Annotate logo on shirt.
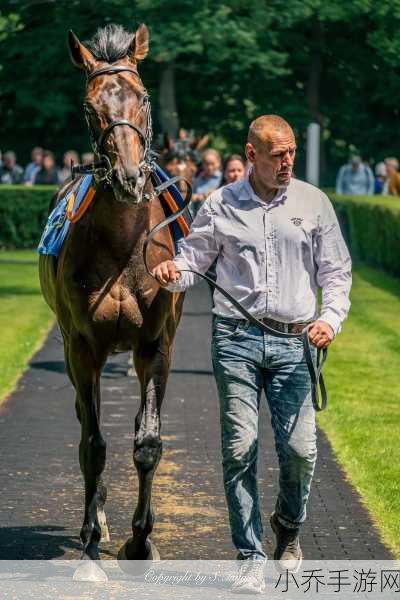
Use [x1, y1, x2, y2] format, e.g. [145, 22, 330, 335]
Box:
[291, 217, 303, 226]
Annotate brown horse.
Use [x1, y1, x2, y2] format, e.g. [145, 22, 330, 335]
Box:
[158, 129, 209, 191]
[39, 23, 184, 577]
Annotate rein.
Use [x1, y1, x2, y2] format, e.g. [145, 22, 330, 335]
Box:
[143, 182, 328, 412]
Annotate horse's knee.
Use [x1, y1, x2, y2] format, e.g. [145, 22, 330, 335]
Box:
[134, 436, 162, 470]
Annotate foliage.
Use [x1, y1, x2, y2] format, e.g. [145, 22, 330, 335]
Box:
[331, 194, 400, 277]
[0, 250, 53, 405]
[0, 185, 55, 248]
[1, 0, 400, 183]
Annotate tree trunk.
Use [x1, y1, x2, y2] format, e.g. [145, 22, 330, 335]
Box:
[158, 61, 179, 138]
[306, 20, 326, 178]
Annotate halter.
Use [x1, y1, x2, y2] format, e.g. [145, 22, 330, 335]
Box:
[72, 65, 154, 188]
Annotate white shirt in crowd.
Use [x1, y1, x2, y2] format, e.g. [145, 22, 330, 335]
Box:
[166, 175, 352, 336]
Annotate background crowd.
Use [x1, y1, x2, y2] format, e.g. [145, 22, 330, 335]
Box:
[2, 144, 400, 209]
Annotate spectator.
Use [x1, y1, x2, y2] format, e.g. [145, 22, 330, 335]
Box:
[82, 152, 95, 166]
[374, 162, 387, 195]
[23, 146, 43, 185]
[335, 154, 374, 196]
[0, 149, 2, 168]
[34, 150, 60, 185]
[191, 149, 222, 218]
[384, 157, 400, 196]
[163, 150, 182, 178]
[222, 154, 246, 184]
[59, 150, 80, 183]
[0, 151, 24, 184]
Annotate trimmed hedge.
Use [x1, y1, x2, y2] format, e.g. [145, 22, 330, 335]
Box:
[331, 194, 400, 278]
[0, 186, 400, 279]
[0, 185, 56, 249]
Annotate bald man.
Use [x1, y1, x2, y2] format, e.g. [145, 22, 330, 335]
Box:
[152, 115, 352, 593]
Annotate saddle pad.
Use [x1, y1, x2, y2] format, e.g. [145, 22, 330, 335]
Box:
[152, 165, 192, 252]
[37, 174, 94, 257]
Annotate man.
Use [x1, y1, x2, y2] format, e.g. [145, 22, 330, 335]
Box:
[23, 146, 43, 185]
[152, 115, 352, 593]
[335, 154, 374, 195]
[0, 151, 24, 184]
[191, 148, 222, 217]
[383, 157, 400, 196]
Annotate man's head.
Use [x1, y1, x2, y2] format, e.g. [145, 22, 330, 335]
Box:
[245, 115, 296, 190]
[202, 149, 221, 177]
[42, 151, 56, 171]
[31, 147, 43, 165]
[384, 156, 399, 177]
[3, 151, 17, 169]
[350, 154, 362, 172]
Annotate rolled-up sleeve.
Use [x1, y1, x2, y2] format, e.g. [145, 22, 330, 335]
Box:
[314, 194, 352, 336]
[166, 197, 220, 292]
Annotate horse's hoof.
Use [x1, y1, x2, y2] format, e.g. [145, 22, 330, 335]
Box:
[97, 508, 110, 542]
[73, 559, 108, 582]
[117, 538, 160, 576]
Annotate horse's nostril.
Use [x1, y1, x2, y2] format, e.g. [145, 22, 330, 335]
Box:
[125, 166, 140, 182]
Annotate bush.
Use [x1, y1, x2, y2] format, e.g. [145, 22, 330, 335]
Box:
[331, 194, 400, 278]
[0, 185, 56, 249]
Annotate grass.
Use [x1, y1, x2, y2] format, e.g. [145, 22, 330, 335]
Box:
[0, 250, 53, 405]
[318, 264, 400, 558]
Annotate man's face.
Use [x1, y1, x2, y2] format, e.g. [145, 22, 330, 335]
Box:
[246, 129, 296, 189]
[203, 154, 220, 177]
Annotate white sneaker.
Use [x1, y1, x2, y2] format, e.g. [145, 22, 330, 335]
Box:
[231, 559, 266, 594]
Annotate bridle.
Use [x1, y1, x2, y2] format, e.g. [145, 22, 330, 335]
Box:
[72, 65, 154, 189]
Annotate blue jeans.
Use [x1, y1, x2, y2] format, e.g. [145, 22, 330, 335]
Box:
[211, 315, 318, 560]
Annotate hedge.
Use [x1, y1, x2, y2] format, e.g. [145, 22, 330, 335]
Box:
[0, 185, 400, 278]
[331, 194, 400, 278]
[0, 185, 56, 249]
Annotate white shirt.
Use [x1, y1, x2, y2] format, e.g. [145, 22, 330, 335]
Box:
[167, 175, 352, 336]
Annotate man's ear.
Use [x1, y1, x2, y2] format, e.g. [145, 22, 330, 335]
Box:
[245, 142, 256, 163]
[128, 24, 149, 62]
[68, 30, 97, 71]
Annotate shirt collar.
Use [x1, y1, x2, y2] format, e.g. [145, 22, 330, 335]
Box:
[238, 169, 288, 205]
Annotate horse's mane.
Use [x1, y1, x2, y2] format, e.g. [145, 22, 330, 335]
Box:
[85, 24, 134, 63]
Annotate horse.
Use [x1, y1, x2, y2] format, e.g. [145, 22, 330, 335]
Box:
[39, 23, 185, 578]
[158, 129, 209, 191]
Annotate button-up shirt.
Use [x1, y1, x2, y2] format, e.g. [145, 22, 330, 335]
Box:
[167, 175, 352, 336]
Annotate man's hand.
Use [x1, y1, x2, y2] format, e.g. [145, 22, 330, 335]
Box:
[151, 260, 181, 286]
[307, 320, 334, 349]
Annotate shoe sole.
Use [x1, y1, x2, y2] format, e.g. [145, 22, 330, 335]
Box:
[231, 581, 266, 595]
[270, 515, 303, 574]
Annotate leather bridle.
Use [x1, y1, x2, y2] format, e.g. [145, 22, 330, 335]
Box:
[72, 65, 153, 188]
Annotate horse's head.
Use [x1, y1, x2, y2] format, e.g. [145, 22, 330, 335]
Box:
[68, 24, 151, 204]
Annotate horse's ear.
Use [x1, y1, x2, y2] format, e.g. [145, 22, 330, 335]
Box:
[129, 24, 149, 62]
[68, 30, 96, 71]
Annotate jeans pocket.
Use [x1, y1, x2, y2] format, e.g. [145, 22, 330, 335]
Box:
[213, 318, 240, 342]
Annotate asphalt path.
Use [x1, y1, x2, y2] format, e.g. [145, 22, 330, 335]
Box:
[0, 283, 393, 561]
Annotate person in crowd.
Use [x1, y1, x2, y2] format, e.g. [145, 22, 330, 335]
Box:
[335, 154, 374, 196]
[221, 154, 246, 185]
[82, 152, 95, 166]
[0, 149, 3, 168]
[163, 150, 183, 178]
[151, 114, 352, 593]
[191, 149, 222, 217]
[59, 150, 80, 183]
[384, 157, 400, 196]
[23, 147, 43, 185]
[34, 150, 60, 185]
[0, 151, 24, 184]
[374, 162, 387, 194]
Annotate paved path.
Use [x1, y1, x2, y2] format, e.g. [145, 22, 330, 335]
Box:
[0, 283, 393, 561]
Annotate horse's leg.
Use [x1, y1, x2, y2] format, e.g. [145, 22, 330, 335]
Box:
[119, 337, 169, 561]
[66, 331, 109, 578]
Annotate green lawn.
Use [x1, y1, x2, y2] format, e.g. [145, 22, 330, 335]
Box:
[0, 250, 53, 405]
[319, 264, 400, 558]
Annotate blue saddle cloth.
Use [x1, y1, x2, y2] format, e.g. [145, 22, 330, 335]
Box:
[37, 175, 94, 257]
[37, 166, 191, 258]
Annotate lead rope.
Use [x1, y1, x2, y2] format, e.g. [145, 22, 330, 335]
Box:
[143, 178, 328, 412]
